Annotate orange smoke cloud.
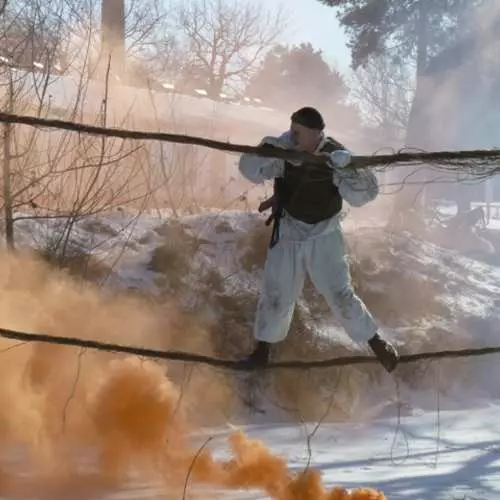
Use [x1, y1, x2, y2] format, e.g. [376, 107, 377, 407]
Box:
[86, 358, 386, 500]
[0, 354, 387, 500]
[0, 250, 385, 500]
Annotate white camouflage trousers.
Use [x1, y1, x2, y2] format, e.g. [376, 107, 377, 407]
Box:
[253, 228, 378, 344]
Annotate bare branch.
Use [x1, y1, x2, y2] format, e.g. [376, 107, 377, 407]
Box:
[0, 1, 7, 17]
[349, 54, 415, 145]
[160, 0, 289, 97]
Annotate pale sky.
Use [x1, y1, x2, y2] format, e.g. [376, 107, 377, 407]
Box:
[275, 0, 352, 75]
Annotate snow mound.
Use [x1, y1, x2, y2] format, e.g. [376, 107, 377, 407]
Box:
[7, 209, 500, 422]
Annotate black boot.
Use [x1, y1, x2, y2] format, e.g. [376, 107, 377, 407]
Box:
[368, 333, 399, 373]
[238, 341, 271, 369]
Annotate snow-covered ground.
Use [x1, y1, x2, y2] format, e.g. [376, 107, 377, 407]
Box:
[4, 206, 500, 499]
[205, 403, 500, 500]
[99, 403, 500, 500]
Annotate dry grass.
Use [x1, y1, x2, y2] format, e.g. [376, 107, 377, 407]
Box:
[37, 215, 478, 425]
[80, 219, 120, 238]
[349, 256, 450, 327]
[260, 314, 474, 423]
[35, 240, 111, 283]
[266, 310, 384, 422]
[218, 225, 476, 422]
[207, 292, 258, 358]
[148, 220, 199, 292]
[237, 222, 272, 272]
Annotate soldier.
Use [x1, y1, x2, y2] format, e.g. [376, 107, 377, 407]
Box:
[237, 107, 399, 373]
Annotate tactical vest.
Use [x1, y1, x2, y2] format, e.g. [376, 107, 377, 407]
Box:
[261, 137, 347, 248]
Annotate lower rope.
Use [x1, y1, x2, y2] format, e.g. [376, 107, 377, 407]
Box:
[0, 327, 498, 371]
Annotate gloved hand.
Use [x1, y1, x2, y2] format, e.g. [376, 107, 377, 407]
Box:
[260, 135, 289, 149]
[326, 149, 352, 169]
[260, 132, 302, 166]
[277, 129, 296, 148]
[278, 129, 305, 166]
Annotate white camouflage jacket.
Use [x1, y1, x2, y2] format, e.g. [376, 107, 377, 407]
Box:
[238, 131, 379, 242]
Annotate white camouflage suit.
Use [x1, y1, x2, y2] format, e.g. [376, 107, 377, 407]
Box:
[239, 131, 380, 345]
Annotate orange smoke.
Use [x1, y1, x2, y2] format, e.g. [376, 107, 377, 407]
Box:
[0, 250, 385, 499]
[86, 358, 386, 500]
[0, 352, 386, 500]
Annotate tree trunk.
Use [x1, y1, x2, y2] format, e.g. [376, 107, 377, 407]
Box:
[389, 0, 429, 228]
[3, 74, 14, 250]
[101, 0, 126, 80]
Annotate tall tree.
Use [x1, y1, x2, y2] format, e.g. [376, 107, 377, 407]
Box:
[245, 42, 360, 131]
[320, 0, 488, 217]
[98, 0, 169, 79]
[319, 1, 487, 139]
[101, 0, 125, 77]
[318, 1, 481, 72]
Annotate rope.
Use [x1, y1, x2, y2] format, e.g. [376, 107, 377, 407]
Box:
[1, 111, 499, 369]
[1, 327, 499, 371]
[1, 111, 500, 170]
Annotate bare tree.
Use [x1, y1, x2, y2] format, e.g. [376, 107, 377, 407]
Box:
[0, 0, 169, 81]
[0, 0, 66, 71]
[162, 0, 288, 98]
[0, 0, 258, 264]
[0, 0, 170, 255]
[349, 55, 415, 147]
